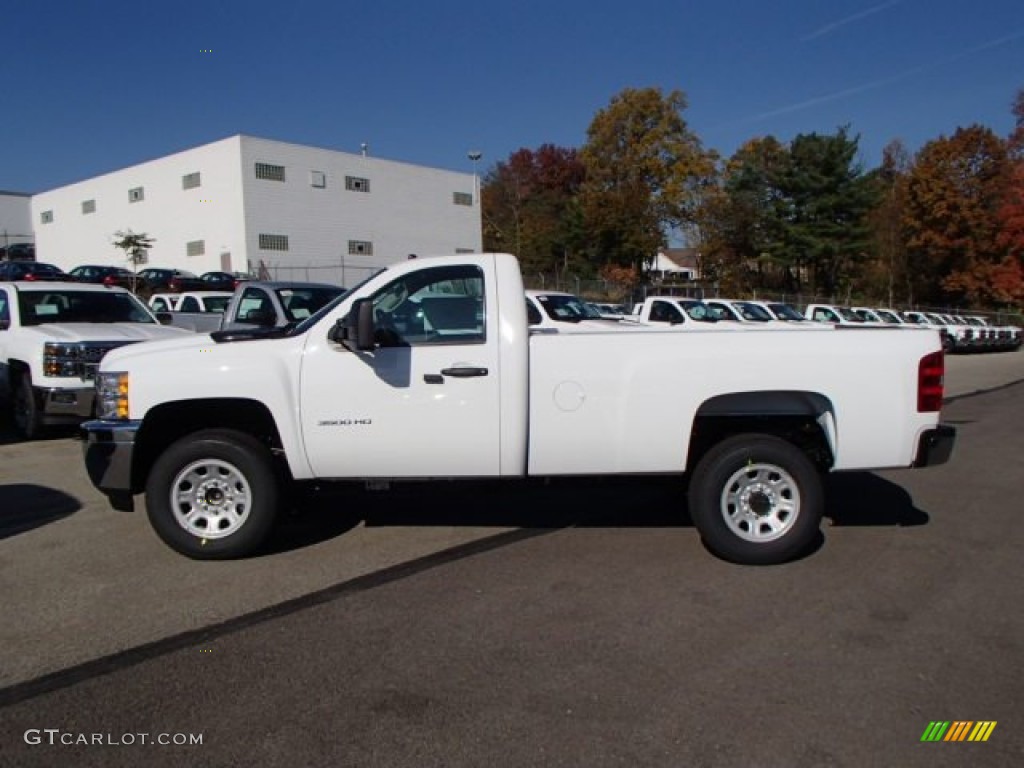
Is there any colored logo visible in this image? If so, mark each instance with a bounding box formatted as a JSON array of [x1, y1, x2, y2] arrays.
[[921, 721, 997, 742]]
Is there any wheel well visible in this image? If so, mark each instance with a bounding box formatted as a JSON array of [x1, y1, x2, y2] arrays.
[[132, 399, 287, 492], [687, 391, 835, 473]]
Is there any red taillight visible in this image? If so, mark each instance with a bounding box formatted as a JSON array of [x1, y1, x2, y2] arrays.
[[918, 350, 944, 412], [170, 278, 181, 291], [24, 273, 38, 281], [103, 275, 115, 286]]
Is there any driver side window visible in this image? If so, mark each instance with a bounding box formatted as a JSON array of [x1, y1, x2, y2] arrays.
[[371, 265, 485, 347]]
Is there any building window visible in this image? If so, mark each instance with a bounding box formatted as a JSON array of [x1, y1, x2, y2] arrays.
[[186, 240, 206, 257], [41, 210, 54, 224], [259, 233, 290, 251], [453, 192, 473, 206], [345, 176, 370, 193], [310, 170, 326, 188], [81, 199, 96, 214], [255, 162, 286, 181], [348, 240, 373, 255], [182, 172, 202, 189], [129, 187, 145, 203]]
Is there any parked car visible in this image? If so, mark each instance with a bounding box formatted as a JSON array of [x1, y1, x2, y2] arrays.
[[68, 265, 140, 290], [198, 271, 252, 292], [629, 296, 723, 325], [0, 261, 68, 282], [134, 268, 204, 296], [0, 243, 36, 261]]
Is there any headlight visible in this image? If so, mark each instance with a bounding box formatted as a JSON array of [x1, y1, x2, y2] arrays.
[[95, 372, 130, 420], [43, 342, 80, 377]]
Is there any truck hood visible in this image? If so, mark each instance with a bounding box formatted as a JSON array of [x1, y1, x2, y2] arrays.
[[21, 323, 195, 343], [99, 332, 218, 367]]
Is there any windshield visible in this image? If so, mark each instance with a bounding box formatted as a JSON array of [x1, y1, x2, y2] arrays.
[[536, 294, 603, 322], [203, 296, 232, 312], [732, 302, 774, 321], [680, 300, 717, 322], [706, 304, 736, 321], [852, 309, 879, 322], [836, 307, 864, 322], [873, 309, 901, 324], [767, 303, 805, 321], [275, 286, 347, 321], [17, 289, 156, 326]]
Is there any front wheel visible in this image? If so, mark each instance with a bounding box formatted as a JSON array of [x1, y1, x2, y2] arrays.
[[688, 434, 823, 565], [12, 374, 44, 440], [145, 429, 281, 559]]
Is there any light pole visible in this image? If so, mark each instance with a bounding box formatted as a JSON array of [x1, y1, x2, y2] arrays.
[[468, 150, 482, 203]]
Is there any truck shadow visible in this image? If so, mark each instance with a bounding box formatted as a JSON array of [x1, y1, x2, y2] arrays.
[[0, 484, 81, 539], [267, 471, 928, 554], [823, 472, 929, 527]]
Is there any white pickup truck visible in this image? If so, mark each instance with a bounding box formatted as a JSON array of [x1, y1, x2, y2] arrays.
[[154, 281, 346, 334], [80, 253, 955, 565], [0, 281, 192, 438], [629, 296, 726, 326]]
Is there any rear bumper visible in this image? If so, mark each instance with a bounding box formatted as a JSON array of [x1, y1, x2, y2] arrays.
[[913, 424, 957, 467]]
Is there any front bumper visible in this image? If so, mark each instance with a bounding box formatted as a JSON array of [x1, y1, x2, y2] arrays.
[[35, 385, 95, 425], [81, 419, 141, 503], [913, 424, 957, 467]]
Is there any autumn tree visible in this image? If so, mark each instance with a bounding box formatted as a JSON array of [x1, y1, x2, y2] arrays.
[[480, 145, 585, 276], [903, 125, 1012, 304], [863, 140, 912, 306], [579, 87, 716, 274], [986, 88, 1024, 304]]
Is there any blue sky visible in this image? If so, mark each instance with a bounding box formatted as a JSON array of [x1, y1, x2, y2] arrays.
[[2, 0, 1022, 193]]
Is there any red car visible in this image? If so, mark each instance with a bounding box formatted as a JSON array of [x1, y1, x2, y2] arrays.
[[68, 264, 141, 290], [135, 268, 205, 295]]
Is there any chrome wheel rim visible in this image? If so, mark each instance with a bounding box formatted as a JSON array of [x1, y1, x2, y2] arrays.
[[169, 458, 252, 539], [720, 462, 800, 542]]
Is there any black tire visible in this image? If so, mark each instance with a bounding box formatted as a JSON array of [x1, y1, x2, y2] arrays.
[[145, 429, 281, 559], [688, 434, 823, 565], [12, 373, 44, 440]]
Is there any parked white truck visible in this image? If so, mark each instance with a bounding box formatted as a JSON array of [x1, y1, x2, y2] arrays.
[[0, 281, 192, 438], [156, 281, 346, 334], [80, 253, 955, 565]]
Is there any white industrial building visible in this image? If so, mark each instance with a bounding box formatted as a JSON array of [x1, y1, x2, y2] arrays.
[[30, 134, 482, 286]]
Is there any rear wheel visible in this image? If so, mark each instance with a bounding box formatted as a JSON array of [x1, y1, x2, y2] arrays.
[[12, 374, 44, 440], [145, 429, 281, 559], [688, 434, 823, 565]]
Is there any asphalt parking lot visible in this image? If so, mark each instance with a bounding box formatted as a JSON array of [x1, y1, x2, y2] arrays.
[[0, 350, 1022, 766]]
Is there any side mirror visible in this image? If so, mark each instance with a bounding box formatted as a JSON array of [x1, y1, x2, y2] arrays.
[[155, 311, 173, 325], [329, 298, 376, 350]]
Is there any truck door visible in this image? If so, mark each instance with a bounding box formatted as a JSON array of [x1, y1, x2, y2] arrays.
[[299, 264, 501, 478]]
